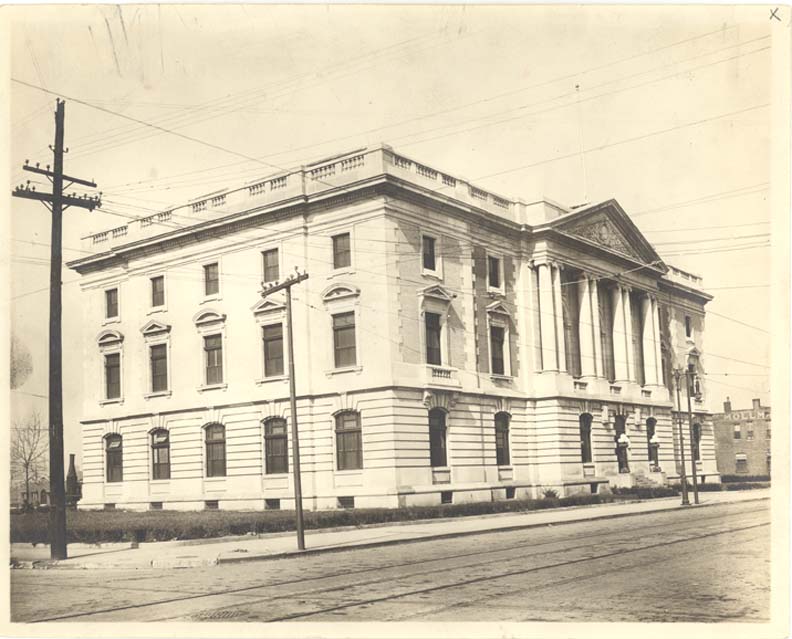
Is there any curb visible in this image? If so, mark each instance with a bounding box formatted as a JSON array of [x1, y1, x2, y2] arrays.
[[12, 494, 768, 570], [214, 494, 770, 566]]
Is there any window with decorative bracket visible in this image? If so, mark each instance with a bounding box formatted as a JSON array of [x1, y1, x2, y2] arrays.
[[97, 330, 124, 402]]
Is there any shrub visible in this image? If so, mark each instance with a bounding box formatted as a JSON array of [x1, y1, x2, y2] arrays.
[[721, 474, 770, 483], [724, 482, 771, 491], [541, 488, 559, 500]]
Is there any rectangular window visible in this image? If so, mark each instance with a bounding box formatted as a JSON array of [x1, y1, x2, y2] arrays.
[[685, 315, 692, 338], [630, 292, 645, 386], [264, 419, 288, 475], [105, 288, 119, 319], [488, 256, 501, 289], [262, 323, 284, 377], [735, 454, 748, 473], [746, 423, 754, 440], [734, 424, 742, 440], [332, 233, 351, 269], [422, 235, 436, 271], [262, 249, 279, 283], [333, 312, 356, 368], [203, 262, 219, 296], [490, 325, 505, 375], [204, 334, 223, 385], [151, 276, 165, 307], [562, 270, 582, 377], [425, 312, 442, 365], [150, 344, 168, 393], [599, 283, 616, 383], [336, 412, 363, 471], [105, 353, 120, 399]]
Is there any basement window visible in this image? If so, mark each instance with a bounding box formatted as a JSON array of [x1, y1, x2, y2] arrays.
[[103, 503, 116, 511], [204, 500, 219, 510], [440, 491, 453, 505], [337, 496, 355, 509], [505, 487, 516, 500], [149, 501, 163, 511], [264, 498, 281, 511]]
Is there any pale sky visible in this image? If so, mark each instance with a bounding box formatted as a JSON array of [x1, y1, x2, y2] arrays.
[[6, 5, 778, 465]]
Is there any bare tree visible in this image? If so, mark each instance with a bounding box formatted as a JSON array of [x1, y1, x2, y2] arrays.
[[11, 411, 48, 508], [10, 333, 33, 389]]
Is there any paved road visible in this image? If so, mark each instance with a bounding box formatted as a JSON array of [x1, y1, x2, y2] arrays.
[[11, 499, 770, 623]]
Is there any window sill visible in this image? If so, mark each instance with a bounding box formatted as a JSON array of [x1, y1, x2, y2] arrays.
[[490, 373, 513, 382], [149, 479, 171, 484], [421, 269, 443, 281], [147, 306, 167, 315], [102, 317, 121, 326], [255, 375, 288, 385], [99, 398, 124, 406], [487, 288, 505, 297], [264, 472, 289, 478], [328, 267, 355, 279], [197, 383, 228, 393], [200, 294, 222, 305], [497, 465, 513, 470], [144, 390, 172, 400], [334, 468, 363, 475], [325, 365, 363, 377], [204, 476, 227, 482]]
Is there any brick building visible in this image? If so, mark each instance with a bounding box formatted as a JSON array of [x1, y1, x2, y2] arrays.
[[67, 144, 718, 511], [713, 397, 771, 476]]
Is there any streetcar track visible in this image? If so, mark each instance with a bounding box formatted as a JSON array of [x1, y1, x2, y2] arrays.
[[261, 521, 770, 622], [22, 505, 768, 623]]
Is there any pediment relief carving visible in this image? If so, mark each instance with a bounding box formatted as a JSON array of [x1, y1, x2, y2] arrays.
[[193, 309, 226, 326], [251, 298, 285, 316], [486, 301, 511, 317], [564, 213, 643, 262], [97, 329, 124, 346]]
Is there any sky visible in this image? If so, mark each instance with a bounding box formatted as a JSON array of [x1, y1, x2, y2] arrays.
[[5, 5, 780, 466]]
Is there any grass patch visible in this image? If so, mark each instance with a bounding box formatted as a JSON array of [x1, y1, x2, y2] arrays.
[[12, 494, 617, 545], [610, 486, 679, 499]]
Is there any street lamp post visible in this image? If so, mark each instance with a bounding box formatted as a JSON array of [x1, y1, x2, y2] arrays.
[[673, 369, 690, 506], [684, 368, 701, 505]]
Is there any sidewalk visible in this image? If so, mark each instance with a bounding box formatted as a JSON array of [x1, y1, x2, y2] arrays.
[[10, 489, 769, 570]]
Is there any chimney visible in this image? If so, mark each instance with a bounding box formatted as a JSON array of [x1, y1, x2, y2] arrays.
[[723, 397, 732, 413], [752, 398, 761, 410]]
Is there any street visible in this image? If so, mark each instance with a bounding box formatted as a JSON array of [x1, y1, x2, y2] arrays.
[[11, 499, 770, 623]]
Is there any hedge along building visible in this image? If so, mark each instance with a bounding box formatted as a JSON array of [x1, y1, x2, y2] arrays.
[[67, 144, 717, 511]]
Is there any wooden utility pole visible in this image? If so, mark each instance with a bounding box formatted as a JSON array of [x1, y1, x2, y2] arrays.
[[12, 99, 101, 559], [673, 369, 690, 507], [260, 269, 309, 550], [685, 369, 701, 504]]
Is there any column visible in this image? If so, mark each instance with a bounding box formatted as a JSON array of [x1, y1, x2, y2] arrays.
[[651, 296, 663, 386], [524, 262, 543, 373], [641, 294, 658, 386], [578, 275, 596, 377], [590, 276, 601, 377], [537, 263, 557, 371], [622, 286, 634, 382], [612, 285, 629, 382], [552, 263, 566, 373]]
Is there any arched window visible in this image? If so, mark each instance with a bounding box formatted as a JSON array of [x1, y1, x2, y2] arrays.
[[105, 434, 123, 483], [205, 424, 226, 477], [495, 412, 510, 466], [646, 418, 659, 467], [614, 414, 629, 473], [335, 412, 362, 470], [429, 408, 447, 468], [151, 429, 170, 480], [579, 414, 593, 464], [691, 423, 702, 462], [264, 418, 288, 474]]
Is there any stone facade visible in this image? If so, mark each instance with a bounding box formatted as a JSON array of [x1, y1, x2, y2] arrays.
[[713, 398, 772, 476], [67, 144, 718, 511]]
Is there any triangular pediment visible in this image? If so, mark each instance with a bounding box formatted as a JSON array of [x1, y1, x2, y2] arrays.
[[251, 298, 285, 315], [418, 284, 455, 303], [141, 320, 171, 336], [553, 200, 667, 271], [486, 301, 511, 317]]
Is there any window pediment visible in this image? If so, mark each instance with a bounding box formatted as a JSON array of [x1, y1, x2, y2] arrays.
[[322, 283, 360, 303], [486, 301, 512, 318], [251, 298, 285, 317], [193, 309, 226, 327], [418, 284, 455, 304], [141, 320, 171, 336], [97, 329, 124, 347]]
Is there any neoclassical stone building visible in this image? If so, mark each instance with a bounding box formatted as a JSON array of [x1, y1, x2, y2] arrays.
[[68, 144, 717, 511]]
